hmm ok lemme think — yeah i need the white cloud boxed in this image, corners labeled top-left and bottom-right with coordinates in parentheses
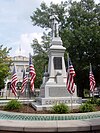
top-left (14, 32), bottom-right (42, 57)
top-left (0, 0), bottom-right (99, 58)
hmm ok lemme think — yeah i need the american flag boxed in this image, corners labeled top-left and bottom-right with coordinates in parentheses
top-left (10, 66), bottom-right (18, 96)
top-left (21, 70), bottom-right (28, 94)
top-left (66, 55), bottom-right (76, 94)
top-left (29, 54), bottom-right (36, 92)
top-left (89, 63), bottom-right (96, 92)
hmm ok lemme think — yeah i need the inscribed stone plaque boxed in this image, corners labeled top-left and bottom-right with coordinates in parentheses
top-left (53, 57), bottom-right (62, 69)
top-left (49, 87), bottom-right (69, 97)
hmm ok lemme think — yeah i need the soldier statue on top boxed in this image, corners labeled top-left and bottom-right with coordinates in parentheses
top-left (50, 14), bottom-right (60, 38)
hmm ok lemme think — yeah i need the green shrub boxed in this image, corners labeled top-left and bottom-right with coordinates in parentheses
top-left (79, 103), bottom-right (95, 113)
top-left (4, 99), bottom-right (22, 110)
top-left (52, 103), bottom-right (69, 114)
top-left (84, 89), bottom-right (89, 97)
top-left (96, 99), bottom-right (100, 106)
top-left (86, 97), bottom-right (97, 104)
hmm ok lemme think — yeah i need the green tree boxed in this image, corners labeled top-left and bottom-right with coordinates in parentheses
top-left (31, 32), bottom-right (50, 88)
top-left (30, 1), bottom-right (67, 29)
top-left (31, 0), bottom-right (100, 97)
top-left (61, 0), bottom-right (100, 96)
top-left (0, 45), bottom-right (12, 89)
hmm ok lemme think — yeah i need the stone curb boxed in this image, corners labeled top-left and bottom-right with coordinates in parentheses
top-left (0, 119), bottom-right (100, 132)
top-left (0, 111), bottom-right (100, 132)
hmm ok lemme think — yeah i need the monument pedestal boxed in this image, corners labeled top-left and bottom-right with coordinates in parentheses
top-left (32, 17), bottom-right (82, 111)
top-left (32, 97), bottom-right (82, 111)
top-left (32, 79), bottom-right (82, 111)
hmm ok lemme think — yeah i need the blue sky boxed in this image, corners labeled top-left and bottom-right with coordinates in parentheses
top-left (0, 0), bottom-right (99, 57)
top-left (0, 0), bottom-right (44, 57)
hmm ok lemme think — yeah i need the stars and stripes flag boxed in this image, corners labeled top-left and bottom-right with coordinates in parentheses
top-left (66, 54), bottom-right (76, 94)
top-left (89, 63), bottom-right (96, 92)
top-left (21, 69), bottom-right (28, 94)
top-left (10, 66), bottom-right (18, 96)
top-left (29, 53), bottom-right (36, 92)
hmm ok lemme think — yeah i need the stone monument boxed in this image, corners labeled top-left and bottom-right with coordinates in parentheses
top-left (32, 15), bottom-right (82, 110)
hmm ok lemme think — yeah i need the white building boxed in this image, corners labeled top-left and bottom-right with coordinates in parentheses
top-left (11, 55), bottom-right (29, 81)
top-left (3, 55), bottom-right (29, 98)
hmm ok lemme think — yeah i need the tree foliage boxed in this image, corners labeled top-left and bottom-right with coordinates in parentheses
top-left (0, 45), bottom-right (12, 89)
top-left (31, 32), bottom-right (50, 88)
top-left (31, 0), bottom-right (100, 97)
top-left (61, 0), bottom-right (100, 96)
top-left (30, 1), bottom-right (68, 29)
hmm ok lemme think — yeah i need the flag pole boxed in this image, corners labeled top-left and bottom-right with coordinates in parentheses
top-left (28, 53), bottom-right (31, 99)
top-left (90, 63), bottom-right (94, 98)
top-left (10, 65), bottom-right (18, 98)
top-left (67, 53), bottom-right (73, 111)
top-left (26, 53), bottom-right (31, 112)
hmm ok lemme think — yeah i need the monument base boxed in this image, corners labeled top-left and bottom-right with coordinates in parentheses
top-left (31, 97), bottom-right (82, 111)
